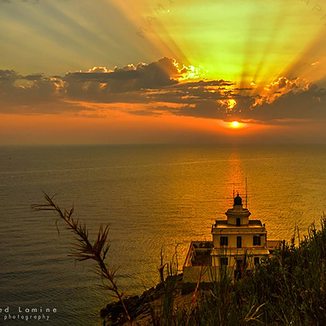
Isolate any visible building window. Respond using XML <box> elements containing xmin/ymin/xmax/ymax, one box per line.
<box><xmin>237</xmin><ymin>236</ymin><xmax>242</xmax><ymax>248</ymax></box>
<box><xmin>254</xmin><ymin>257</ymin><xmax>260</xmax><ymax>266</ymax></box>
<box><xmin>220</xmin><ymin>257</ymin><xmax>228</xmax><ymax>266</ymax></box>
<box><xmin>253</xmin><ymin>235</ymin><xmax>261</xmax><ymax>246</ymax></box>
<box><xmin>220</xmin><ymin>236</ymin><xmax>228</xmax><ymax>246</ymax></box>
<box><xmin>236</xmin><ymin>218</ymin><xmax>241</xmax><ymax>226</ymax></box>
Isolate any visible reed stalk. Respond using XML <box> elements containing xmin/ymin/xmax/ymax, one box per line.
<box><xmin>32</xmin><ymin>193</ymin><xmax>132</xmax><ymax>324</ymax></box>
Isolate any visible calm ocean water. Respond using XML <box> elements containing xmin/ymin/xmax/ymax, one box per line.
<box><xmin>1</xmin><ymin>144</ymin><xmax>326</xmax><ymax>325</ymax></box>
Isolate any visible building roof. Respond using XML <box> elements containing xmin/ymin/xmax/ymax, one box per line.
<box><xmin>184</xmin><ymin>241</ymin><xmax>213</xmax><ymax>267</ymax></box>
<box><xmin>213</xmin><ymin>219</ymin><xmax>263</xmax><ymax>227</ymax></box>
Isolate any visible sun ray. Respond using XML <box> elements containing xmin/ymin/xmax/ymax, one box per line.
<box><xmin>2</xmin><ymin>0</ymin><xmax>326</xmax><ymax>88</ymax></box>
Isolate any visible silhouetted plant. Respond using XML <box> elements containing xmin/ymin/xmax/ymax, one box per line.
<box><xmin>32</xmin><ymin>193</ymin><xmax>132</xmax><ymax>324</ymax></box>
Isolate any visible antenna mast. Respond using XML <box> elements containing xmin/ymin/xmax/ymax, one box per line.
<box><xmin>245</xmin><ymin>177</ymin><xmax>248</xmax><ymax>208</ymax></box>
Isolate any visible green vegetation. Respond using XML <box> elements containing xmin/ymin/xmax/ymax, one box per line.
<box><xmin>155</xmin><ymin>218</ymin><xmax>326</xmax><ymax>325</ymax></box>
<box><xmin>34</xmin><ymin>194</ymin><xmax>326</xmax><ymax>325</ymax></box>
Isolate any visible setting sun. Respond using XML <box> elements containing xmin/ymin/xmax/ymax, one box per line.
<box><xmin>230</xmin><ymin>121</ymin><xmax>241</xmax><ymax>129</ymax></box>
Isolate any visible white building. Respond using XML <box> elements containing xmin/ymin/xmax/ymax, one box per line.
<box><xmin>183</xmin><ymin>194</ymin><xmax>281</xmax><ymax>283</ymax></box>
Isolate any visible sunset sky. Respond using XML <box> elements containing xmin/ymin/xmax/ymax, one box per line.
<box><xmin>1</xmin><ymin>0</ymin><xmax>326</xmax><ymax>144</ymax></box>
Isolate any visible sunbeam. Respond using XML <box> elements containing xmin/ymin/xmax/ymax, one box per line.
<box><xmin>1</xmin><ymin>0</ymin><xmax>326</xmax><ymax>144</ymax></box>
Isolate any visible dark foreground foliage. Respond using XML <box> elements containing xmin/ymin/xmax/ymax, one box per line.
<box><xmin>34</xmin><ymin>195</ymin><xmax>326</xmax><ymax>325</ymax></box>
<box><xmin>104</xmin><ymin>218</ymin><xmax>326</xmax><ymax>325</ymax></box>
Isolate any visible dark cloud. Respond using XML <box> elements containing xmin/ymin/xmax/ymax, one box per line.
<box><xmin>0</xmin><ymin>69</ymin><xmax>72</xmax><ymax>113</ymax></box>
<box><xmin>0</xmin><ymin>69</ymin><xmax>18</xmax><ymax>82</ymax></box>
<box><xmin>245</xmin><ymin>85</ymin><xmax>326</xmax><ymax>121</ymax></box>
<box><xmin>161</xmin><ymin>81</ymin><xmax>326</xmax><ymax>122</ymax></box>
<box><xmin>174</xmin><ymin>101</ymin><xmax>227</xmax><ymax>119</ymax></box>
<box><xmin>172</xmin><ymin>80</ymin><xmax>234</xmax><ymax>88</ymax></box>
<box><xmin>60</xmin><ymin>58</ymin><xmax>236</xmax><ymax>107</ymax></box>
<box><xmin>23</xmin><ymin>74</ymin><xmax>44</xmax><ymax>81</ymax></box>
<box><xmin>65</xmin><ymin>57</ymin><xmax>181</xmax><ymax>98</ymax></box>
<box><xmin>1</xmin><ymin>58</ymin><xmax>326</xmax><ymax>123</ymax></box>
<box><xmin>143</xmin><ymin>79</ymin><xmax>236</xmax><ymax>108</ymax></box>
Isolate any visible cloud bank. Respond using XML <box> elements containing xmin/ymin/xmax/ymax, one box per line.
<box><xmin>1</xmin><ymin>57</ymin><xmax>325</xmax><ymax>123</ymax></box>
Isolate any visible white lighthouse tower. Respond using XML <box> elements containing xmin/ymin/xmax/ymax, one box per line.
<box><xmin>183</xmin><ymin>193</ymin><xmax>280</xmax><ymax>283</ymax></box>
<box><xmin>211</xmin><ymin>193</ymin><xmax>270</xmax><ymax>279</ymax></box>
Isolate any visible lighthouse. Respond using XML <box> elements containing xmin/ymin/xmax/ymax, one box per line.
<box><xmin>210</xmin><ymin>193</ymin><xmax>269</xmax><ymax>279</ymax></box>
<box><xmin>183</xmin><ymin>193</ymin><xmax>280</xmax><ymax>283</ymax></box>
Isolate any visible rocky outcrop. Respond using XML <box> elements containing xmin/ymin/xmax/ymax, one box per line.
<box><xmin>100</xmin><ymin>275</ymin><xmax>184</xmax><ymax>325</ymax></box>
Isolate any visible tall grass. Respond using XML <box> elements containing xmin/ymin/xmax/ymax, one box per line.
<box><xmin>173</xmin><ymin>216</ymin><xmax>326</xmax><ymax>325</ymax></box>
<box><xmin>34</xmin><ymin>194</ymin><xmax>326</xmax><ymax>325</ymax></box>
<box><xmin>32</xmin><ymin>193</ymin><xmax>132</xmax><ymax>324</ymax></box>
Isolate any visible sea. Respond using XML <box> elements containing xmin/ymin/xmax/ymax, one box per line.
<box><xmin>0</xmin><ymin>144</ymin><xmax>326</xmax><ymax>325</ymax></box>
